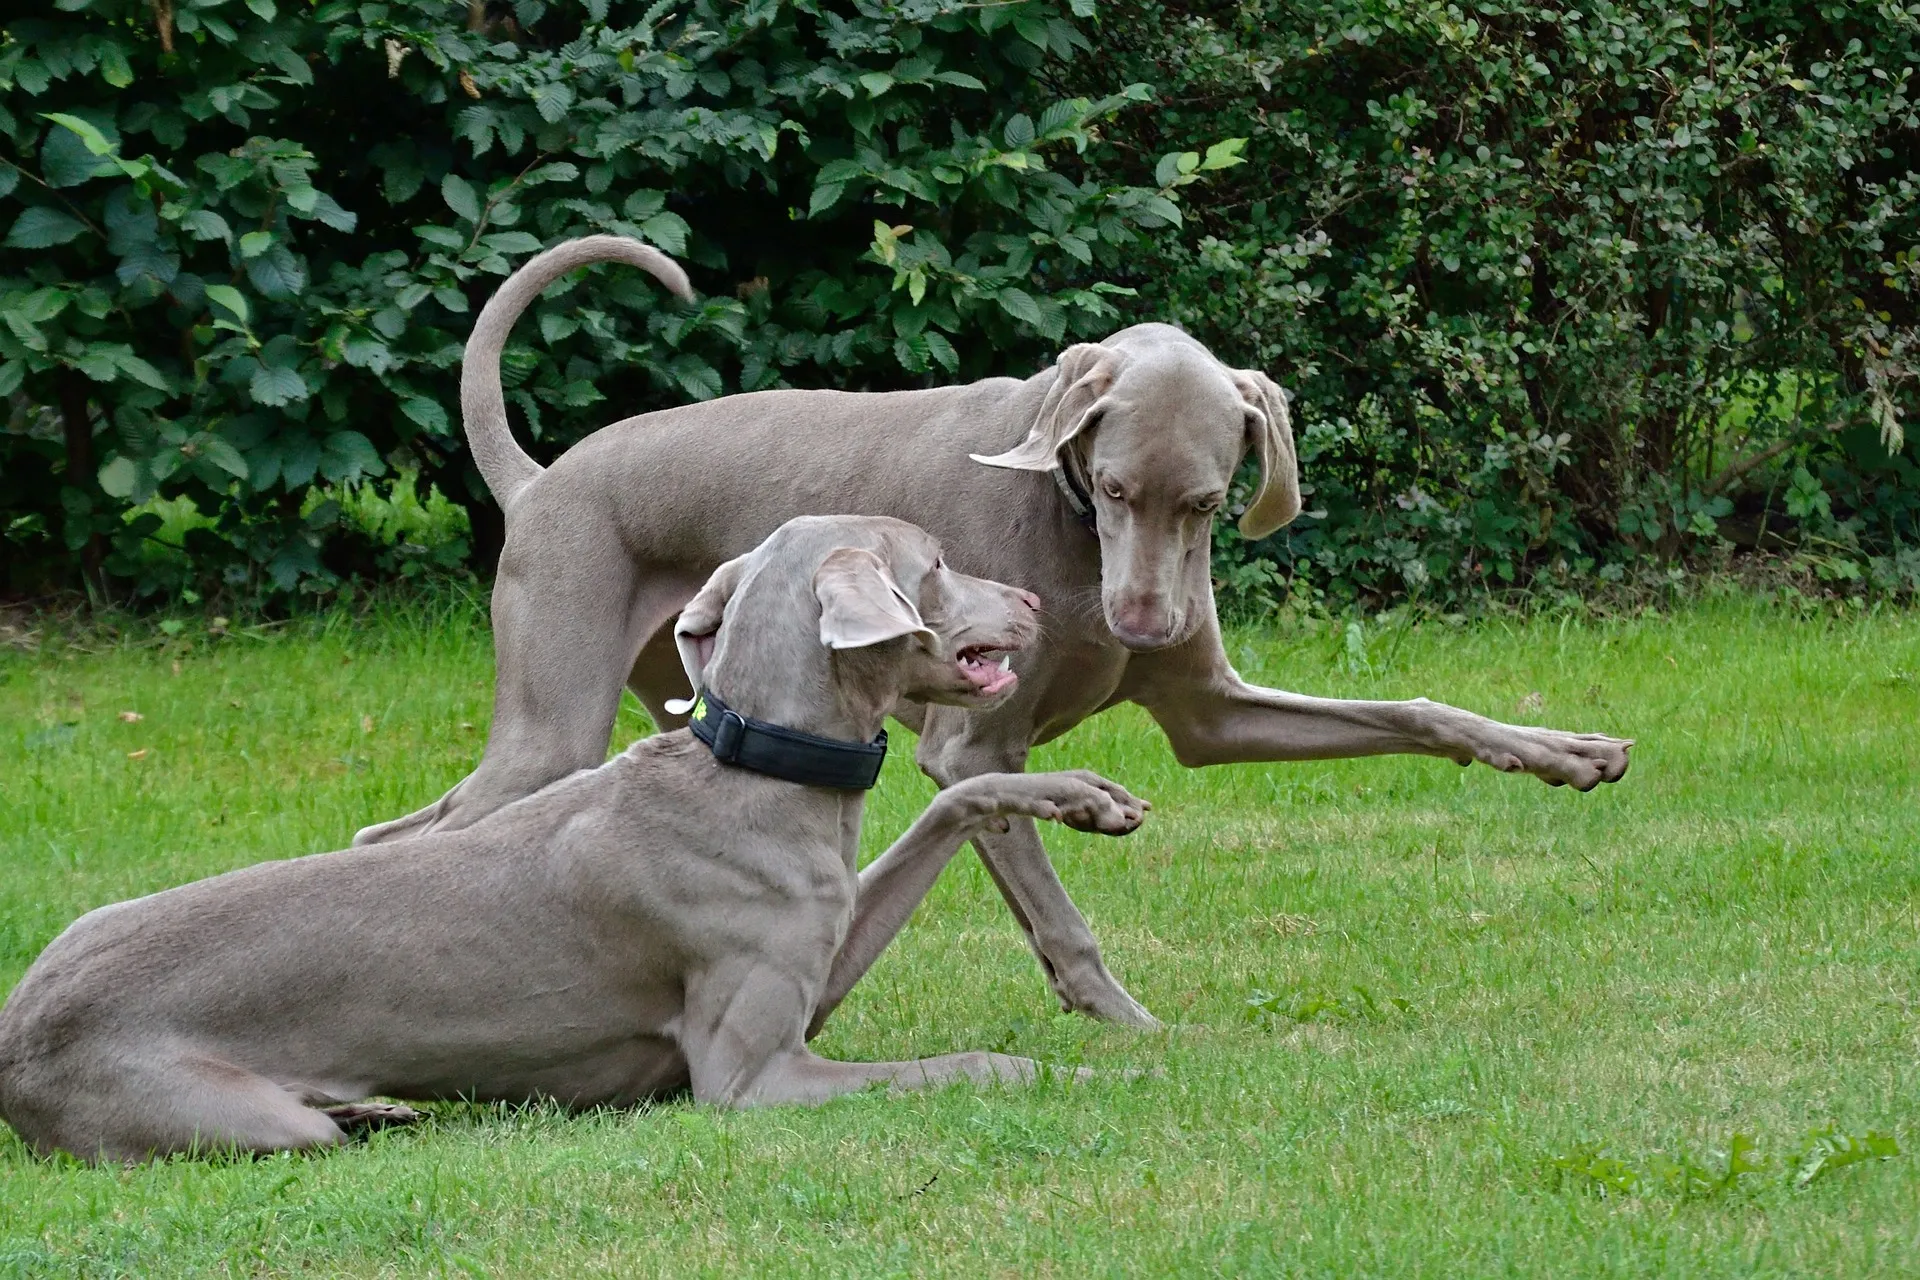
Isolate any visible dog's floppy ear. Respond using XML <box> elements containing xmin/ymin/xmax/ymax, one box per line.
<box><xmin>971</xmin><ymin>343</ymin><xmax>1126</xmax><ymax>472</ymax></box>
<box><xmin>666</xmin><ymin>553</ymin><xmax>750</xmax><ymax>712</ymax></box>
<box><xmin>1233</xmin><ymin>370</ymin><xmax>1302</xmax><ymax>539</ymax></box>
<box><xmin>814</xmin><ymin>547</ymin><xmax>936</xmax><ymax>650</ymax></box>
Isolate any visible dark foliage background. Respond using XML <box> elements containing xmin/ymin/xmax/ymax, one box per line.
<box><xmin>3</xmin><ymin>0</ymin><xmax>1917</xmax><ymax>611</ymax></box>
<box><xmin>1085</xmin><ymin>0</ymin><xmax>1920</xmax><ymax>608</ymax></box>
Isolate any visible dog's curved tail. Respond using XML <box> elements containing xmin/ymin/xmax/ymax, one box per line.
<box><xmin>463</xmin><ymin>235</ymin><xmax>694</xmax><ymax>509</ymax></box>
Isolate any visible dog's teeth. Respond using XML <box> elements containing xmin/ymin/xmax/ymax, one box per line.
<box><xmin>998</xmin><ymin>656</ymin><xmax>1012</xmax><ymax>672</ymax></box>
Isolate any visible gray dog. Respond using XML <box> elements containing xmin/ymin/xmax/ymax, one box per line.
<box><xmin>354</xmin><ymin>236</ymin><xmax>1631</xmax><ymax>1029</ymax></box>
<box><xmin>0</xmin><ymin>516</ymin><xmax>1147</xmax><ymax>1163</ymax></box>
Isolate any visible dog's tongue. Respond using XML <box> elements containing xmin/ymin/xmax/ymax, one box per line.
<box><xmin>960</xmin><ymin>651</ymin><xmax>1017</xmax><ymax>695</ymax></box>
<box><xmin>974</xmin><ymin>665</ymin><xmax>1017</xmax><ymax>696</ymax></box>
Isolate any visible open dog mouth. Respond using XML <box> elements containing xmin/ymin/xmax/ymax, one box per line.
<box><xmin>955</xmin><ymin>645</ymin><xmax>1018</xmax><ymax>697</ymax></box>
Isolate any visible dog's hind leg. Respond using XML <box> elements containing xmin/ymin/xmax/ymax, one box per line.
<box><xmin>624</xmin><ymin>609</ymin><xmax>700</xmax><ymax>731</ymax></box>
<box><xmin>11</xmin><ymin>1051</ymin><xmax>351</xmax><ymax>1163</ymax></box>
<box><xmin>356</xmin><ymin>538</ymin><xmax>694</xmax><ymax>846</ymax></box>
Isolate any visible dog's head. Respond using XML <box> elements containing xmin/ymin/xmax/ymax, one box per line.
<box><xmin>669</xmin><ymin>516</ymin><xmax>1040</xmax><ymax>736</ymax></box>
<box><xmin>972</xmin><ymin>324</ymin><xmax>1300</xmax><ymax>651</ymax></box>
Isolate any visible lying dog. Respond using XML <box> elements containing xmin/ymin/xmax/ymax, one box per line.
<box><xmin>354</xmin><ymin>236</ymin><xmax>1631</xmax><ymax>1031</ymax></box>
<box><xmin>0</xmin><ymin>516</ymin><xmax>1146</xmax><ymax>1162</ymax></box>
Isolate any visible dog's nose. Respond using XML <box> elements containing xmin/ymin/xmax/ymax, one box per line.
<box><xmin>1108</xmin><ymin>595</ymin><xmax>1179</xmax><ymax>650</ymax></box>
<box><xmin>1016</xmin><ymin>589</ymin><xmax>1041</xmax><ymax>612</ymax></box>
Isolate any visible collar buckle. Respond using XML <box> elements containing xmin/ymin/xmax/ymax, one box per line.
<box><xmin>708</xmin><ymin>709</ymin><xmax>747</xmax><ymax>762</ymax></box>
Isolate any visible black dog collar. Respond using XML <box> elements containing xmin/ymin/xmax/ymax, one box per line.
<box><xmin>687</xmin><ymin>688</ymin><xmax>888</xmax><ymax>790</ymax></box>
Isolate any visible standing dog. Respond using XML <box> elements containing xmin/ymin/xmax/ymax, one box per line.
<box><xmin>354</xmin><ymin>236</ymin><xmax>1631</xmax><ymax>1029</ymax></box>
<box><xmin>0</xmin><ymin>517</ymin><xmax>1146</xmax><ymax>1163</ymax></box>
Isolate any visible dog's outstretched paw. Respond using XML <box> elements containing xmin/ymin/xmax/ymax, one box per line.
<box><xmin>322</xmin><ymin>1101</ymin><xmax>422</xmax><ymax>1136</ymax></box>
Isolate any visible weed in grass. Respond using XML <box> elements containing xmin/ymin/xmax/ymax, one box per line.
<box><xmin>1546</xmin><ymin>1128</ymin><xmax>1900</xmax><ymax>1200</ymax></box>
<box><xmin>1790</xmin><ymin>1127</ymin><xmax>1903</xmax><ymax>1189</ymax></box>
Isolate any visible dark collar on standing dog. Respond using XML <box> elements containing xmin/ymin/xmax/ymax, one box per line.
<box><xmin>1051</xmin><ymin>458</ymin><xmax>1098</xmax><ymax>532</ymax></box>
<box><xmin>687</xmin><ymin>688</ymin><xmax>888</xmax><ymax>791</ymax></box>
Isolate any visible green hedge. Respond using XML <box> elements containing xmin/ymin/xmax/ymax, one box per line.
<box><xmin>1</xmin><ymin>0</ymin><xmax>1232</xmax><ymax>599</ymax></box>
<box><xmin>1082</xmin><ymin>0</ymin><xmax>1920</xmax><ymax>607</ymax></box>
<box><xmin>3</xmin><ymin>1</ymin><xmax>1918</xmax><ymax>610</ymax></box>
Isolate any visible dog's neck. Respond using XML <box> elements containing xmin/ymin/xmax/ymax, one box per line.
<box><xmin>702</xmin><ymin>626</ymin><xmax>895</xmax><ymax>745</ymax></box>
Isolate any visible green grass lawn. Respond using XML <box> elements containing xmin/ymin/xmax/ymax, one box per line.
<box><xmin>2</xmin><ymin>595</ymin><xmax>1916</xmax><ymax>1276</ymax></box>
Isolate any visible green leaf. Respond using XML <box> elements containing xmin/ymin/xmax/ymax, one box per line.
<box><xmin>98</xmin><ymin>43</ymin><xmax>134</xmax><ymax>88</ymax></box>
<box><xmin>933</xmin><ymin>71</ymin><xmax>986</xmax><ymax>91</ymax></box>
<box><xmin>20</xmin><ymin>287</ymin><xmax>71</xmax><ymax>323</ymax></box>
<box><xmin>277</xmin><ymin>432</ymin><xmax>321</xmax><ymax>488</ymax></box>
<box><xmin>269</xmin><ymin>45</ymin><xmax>312</xmax><ymax>86</ymax></box>
<box><xmin>342</xmin><ymin>335</ymin><xmax>394</xmax><ymax>373</ymax></box>
<box><xmin>45</xmin><ymin>112</ymin><xmax>115</xmax><ymax>156</ymax></box>
<box><xmin>1140</xmin><ymin>194</ymin><xmax>1183</xmax><ymax>226</ymax></box>
<box><xmin>76</xmin><ymin>343</ymin><xmax>128</xmax><ymax>383</ymax></box>
<box><xmin>668</xmin><ymin>355</ymin><xmax>723</xmax><ymax>401</ymax></box>
<box><xmin>1200</xmin><ymin>137</ymin><xmax>1249</xmax><ymax>170</ymax></box>
<box><xmin>245</xmin><ymin>244</ymin><xmax>307</xmax><ymax>298</ymax></box>
<box><xmin>442</xmin><ymin>174</ymin><xmax>481</xmax><ymax>223</ymax></box>
<box><xmin>97</xmin><ymin>456</ymin><xmax>139</xmax><ymax>499</ymax></box>
<box><xmin>39</xmin><ymin>126</ymin><xmax>114</xmax><ymax>187</ymax></box>
<box><xmin>531</xmin><ymin>82</ymin><xmax>574</xmax><ymax>124</ymax></box>
<box><xmin>809</xmin><ymin>182</ymin><xmax>846</xmax><ymax>218</ymax></box>
<box><xmin>0</xmin><ymin>361</ymin><xmax>21</xmax><ymax>397</ymax></box>
<box><xmin>415</xmin><ymin>225</ymin><xmax>466</xmax><ymax>251</ymax></box>
<box><xmin>250</xmin><ymin>364</ymin><xmax>308</xmax><ymax>406</ymax></box>
<box><xmin>400</xmin><ymin>396</ymin><xmax>449</xmax><ymax>434</ymax></box>
<box><xmin>320</xmin><ymin>430</ymin><xmax>383</xmax><ymax>483</ymax></box>
<box><xmin>995</xmin><ymin>287</ymin><xmax>1044</xmax><ymax>328</ymax></box>
<box><xmin>639</xmin><ymin>212</ymin><xmax>689</xmax><ymax>256</ymax></box>
<box><xmin>245</xmin><ymin>0</ymin><xmax>277</xmax><ymax>18</ymax></box>
<box><xmin>482</xmin><ymin>231</ymin><xmax>542</xmax><ymax>254</ymax></box>
<box><xmin>114</xmin><ymin>351</ymin><xmax>170</xmax><ymax>391</ymax></box>
<box><xmin>180</xmin><ymin>210</ymin><xmax>232</xmax><ymax>242</ymax></box>
<box><xmin>1003</xmin><ymin>114</ymin><xmax>1036</xmax><ymax>149</ymax></box>
<box><xmin>859</xmin><ymin>72</ymin><xmax>894</xmax><ymax>97</ymax></box>
<box><xmin>924</xmin><ymin>330</ymin><xmax>958</xmax><ymax>373</ymax></box>
<box><xmin>239</xmin><ymin>230</ymin><xmax>274</xmax><ymax>258</ymax></box>
<box><xmin>307</xmin><ymin>192</ymin><xmax>356</xmax><ymax>232</ymax></box>
<box><xmin>204</xmin><ymin>285</ymin><xmax>250</xmax><ymax>323</ymax></box>
<box><xmin>378</xmin><ymin>149</ymin><xmax>425</xmax><ymax>203</ymax></box>
<box><xmin>196</xmin><ymin>433</ymin><xmax>250</xmax><ymax>479</ymax></box>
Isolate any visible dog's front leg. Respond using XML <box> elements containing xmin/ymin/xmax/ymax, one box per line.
<box><xmin>684</xmin><ymin>957</ymin><xmax>1051</xmax><ymax>1107</ymax></box>
<box><xmin>913</xmin><ymin>727</ymin><xmax>1162</xmax><ymax>1030</ymax></box>
<box><xmin>807</xmin><ymin>772</ymin><xmax>1148</xmax><ymax>1039</ymax></box>
<box><xmin>1125</xmin><ymin>627</ymin><xmax>1633</xmax><ymax>789</ymax></box>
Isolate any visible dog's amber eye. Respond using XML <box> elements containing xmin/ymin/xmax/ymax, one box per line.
<box><xmin>1101</xmin><ymin>479</ymin><xmax>1125</xmax><ymax>500</ymax></box>
<box><xmin>1193</xmin><ymin>495</ymin><xmax>1223</xmax><ymax>513</ymax></box>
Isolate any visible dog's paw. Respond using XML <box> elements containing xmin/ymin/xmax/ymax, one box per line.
<box><xmin>1024</xmin><ymin>770</ymin><xmax>1150</xmax><ymax>835</ymax></box>
<box><xmin>1471</xmin><ymin>728</ymin><xmax>1633</xmax><ymax>790</ymax></box>
<box><xmin>322</xmin><ymin>1101</ymin><xmax>422</xmax><ymax>1136</ymax></box>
